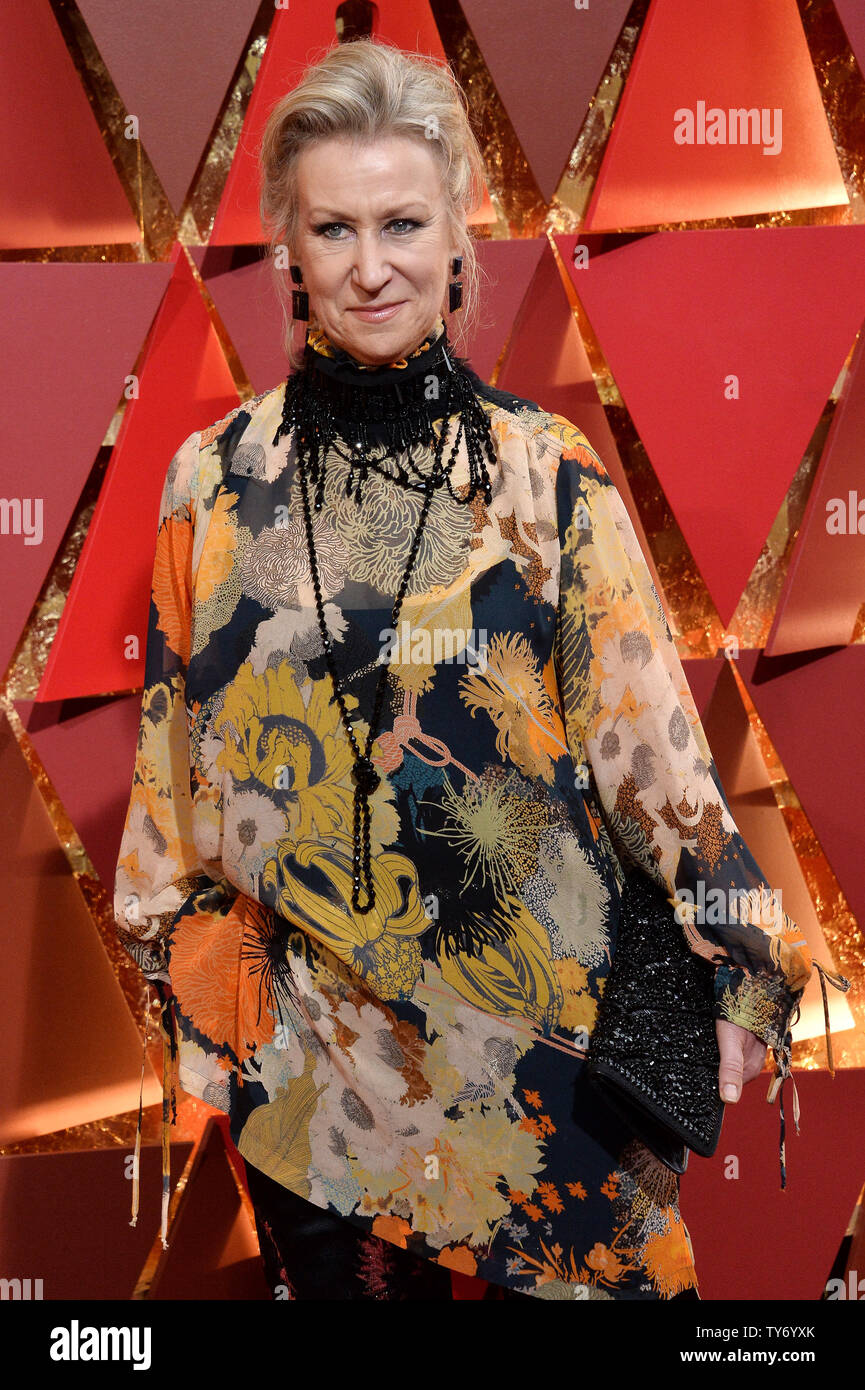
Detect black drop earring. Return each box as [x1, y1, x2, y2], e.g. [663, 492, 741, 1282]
[290, 264, 309, 320]
[448, 256, 463, 312]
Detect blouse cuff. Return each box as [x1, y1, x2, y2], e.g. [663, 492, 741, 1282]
[713, 963, 804, 1187]
[712, 962, 801, 1055]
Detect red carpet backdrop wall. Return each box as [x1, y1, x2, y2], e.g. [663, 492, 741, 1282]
[0, 0, 864, 1303]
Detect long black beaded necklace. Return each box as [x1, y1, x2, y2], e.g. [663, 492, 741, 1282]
[271, 323, 496, 914]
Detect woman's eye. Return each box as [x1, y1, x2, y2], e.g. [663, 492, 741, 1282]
[312, 218, 422, 239]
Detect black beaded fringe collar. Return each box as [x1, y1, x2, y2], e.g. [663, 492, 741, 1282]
[272, 320, 496, 510]
[270, 320, 497, 914]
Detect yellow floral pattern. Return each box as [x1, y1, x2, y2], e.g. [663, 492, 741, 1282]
[115, 325, 810, 1299]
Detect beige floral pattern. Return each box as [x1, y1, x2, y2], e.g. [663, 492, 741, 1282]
[115, 325, 810, 1298]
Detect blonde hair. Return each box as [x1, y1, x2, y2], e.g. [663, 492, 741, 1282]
[258, 39, 485, 368]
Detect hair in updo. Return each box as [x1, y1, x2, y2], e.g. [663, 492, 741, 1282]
[259, 38, 486, 367]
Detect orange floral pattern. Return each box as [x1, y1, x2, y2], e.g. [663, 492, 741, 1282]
[115, 322, 809, 1299]
[151, 510, 193, 664]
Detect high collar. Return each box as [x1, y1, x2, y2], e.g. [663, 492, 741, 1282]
[302, 315, 448, 389]
[273, 312, 495, 499]
[294, 314, 460, 429]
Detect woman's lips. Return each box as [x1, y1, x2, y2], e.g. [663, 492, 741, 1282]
[347, 302, 405, 322]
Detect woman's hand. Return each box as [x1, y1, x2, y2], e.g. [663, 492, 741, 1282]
[716, 1019, 768, 1102]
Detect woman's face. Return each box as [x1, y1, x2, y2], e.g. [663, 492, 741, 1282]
[291, 134, 458, 366]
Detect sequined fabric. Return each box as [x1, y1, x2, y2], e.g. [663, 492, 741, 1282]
[586, 869, 724, 1167]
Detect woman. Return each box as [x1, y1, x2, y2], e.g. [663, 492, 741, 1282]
[115, 39, 817, 1301]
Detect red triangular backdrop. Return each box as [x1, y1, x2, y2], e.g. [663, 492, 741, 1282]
[558, 226, 865, 626]
[17, 695, 141, 891]
[737, 646, 865, 936]
[834, 0, 865, 82]
[680, 656, 725, 719]
[681, 1069, 865, 1299]
[460, 0, 634, 201]
[0, 261, 173, 680]
[1, 0, 139, 248]
[0, 1145, 194, 1299]
[467, 240, 548, 381]
[766, 318, 865, 655]
[38, 247, 240, 702]
[499, 240, 670, 612]
[583, 0, 848, 230]
[0, 712, 162, 1145]
[76, 0, 261, 213]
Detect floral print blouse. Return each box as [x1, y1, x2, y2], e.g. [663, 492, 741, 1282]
[114, 317, 813, 1299]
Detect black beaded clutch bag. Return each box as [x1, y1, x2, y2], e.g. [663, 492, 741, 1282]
[585, 868, 725, 1174]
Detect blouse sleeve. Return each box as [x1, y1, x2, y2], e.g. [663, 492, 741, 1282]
[549, 416, 813, 1082]
[113, 429, 238, 986]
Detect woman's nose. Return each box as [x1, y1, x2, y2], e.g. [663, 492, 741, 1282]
[350, 235, 391, 294]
